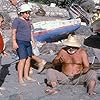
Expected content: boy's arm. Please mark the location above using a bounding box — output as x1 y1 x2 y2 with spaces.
31 32 36 47
31 23 36 46
52 50 62 65
31 32 35 42
12 28 18 50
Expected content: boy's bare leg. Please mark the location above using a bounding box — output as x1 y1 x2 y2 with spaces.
17 59 26 85
45 81 58 94
24 57 36 81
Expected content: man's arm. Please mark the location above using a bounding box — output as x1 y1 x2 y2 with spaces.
52 50 62 65
82 49 90 74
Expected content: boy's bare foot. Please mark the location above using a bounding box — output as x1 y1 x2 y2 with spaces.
88 91 96 95
24 77 36 82
19 80 26 86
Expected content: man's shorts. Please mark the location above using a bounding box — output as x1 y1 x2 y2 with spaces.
16 40 32 60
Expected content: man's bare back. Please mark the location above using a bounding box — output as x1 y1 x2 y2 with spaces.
53 47 90 76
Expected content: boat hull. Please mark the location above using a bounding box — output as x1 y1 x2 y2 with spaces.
33 18 81 42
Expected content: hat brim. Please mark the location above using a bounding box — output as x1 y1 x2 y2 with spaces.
63 40 81 47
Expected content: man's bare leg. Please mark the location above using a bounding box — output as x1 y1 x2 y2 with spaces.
45 81 58 94
87 80 96 95
32 55 43 63
31 55 46 73
17 59 26 85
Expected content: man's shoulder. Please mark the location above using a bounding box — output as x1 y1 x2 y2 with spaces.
62 47 68 51
78 48 87 55
56 48 66 55
13 17 24 23
60 48 67 53
79 47 85 51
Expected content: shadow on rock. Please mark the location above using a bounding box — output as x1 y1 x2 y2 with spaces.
0 64 10 87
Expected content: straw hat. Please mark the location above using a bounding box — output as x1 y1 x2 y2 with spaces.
63 34 81 47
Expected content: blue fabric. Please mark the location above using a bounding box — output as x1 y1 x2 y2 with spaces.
16 40 32 60
12 18 32 41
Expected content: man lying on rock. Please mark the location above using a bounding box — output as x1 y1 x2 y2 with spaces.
45 32 97 95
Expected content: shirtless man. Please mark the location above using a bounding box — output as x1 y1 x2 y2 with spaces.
46 33 97 95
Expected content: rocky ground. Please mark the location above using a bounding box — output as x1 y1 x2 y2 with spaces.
0 22 100 100
0 1 100 100
0 51 100 100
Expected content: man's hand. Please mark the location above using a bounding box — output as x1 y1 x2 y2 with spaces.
82 67 90 74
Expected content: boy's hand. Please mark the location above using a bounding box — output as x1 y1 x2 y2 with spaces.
31 40 36 46
13 40 18 50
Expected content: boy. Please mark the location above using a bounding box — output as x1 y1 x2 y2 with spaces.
12 4 35 86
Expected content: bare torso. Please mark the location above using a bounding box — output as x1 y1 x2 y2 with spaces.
53 48 89 77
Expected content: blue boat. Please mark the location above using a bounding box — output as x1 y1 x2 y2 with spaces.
33 18 81 42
